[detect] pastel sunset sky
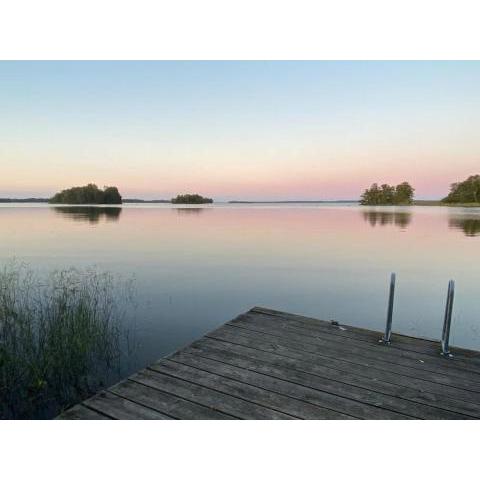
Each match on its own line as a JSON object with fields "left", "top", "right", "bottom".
{"left": 1, "top": 61, "right": 479, "bottom": 200}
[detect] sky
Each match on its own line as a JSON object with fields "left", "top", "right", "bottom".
{"left": 1, "top": 61, "right": 479, "bottom": 200}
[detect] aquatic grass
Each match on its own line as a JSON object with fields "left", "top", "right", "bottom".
{"left": 0, "top": 262, "right": 136, "bottom": 419}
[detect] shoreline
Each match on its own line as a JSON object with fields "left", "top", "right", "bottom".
{"left": 413, "top": 200, "right": 480, "bottom": 207}
{"left": 1, "top": 199, "right": 480, "bottom": 208}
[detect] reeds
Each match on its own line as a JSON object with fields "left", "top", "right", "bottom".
{"left": 0, "top": 262, "right": 135, "bottom": 419}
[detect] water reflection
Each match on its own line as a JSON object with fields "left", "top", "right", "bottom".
{"left": 3, "top": 203, "right": 479, "bottom": 360}
{"left": 52, "top": 206, "right": 122, "bottom": 223}
{"left": 449, "top": 216, "right": 480, "bottom": 237}
{"left": 362, "top": 210, "right": 412, "bottom": 229}
{"left": 175, "top": 208, "right": 205, "bottom": 215}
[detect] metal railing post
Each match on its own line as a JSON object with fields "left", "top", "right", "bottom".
{"left": 441, "top": 280, "right": 455, "bottom": 357}
{"left": 380, "top": 273, "right": 396, "bottom": 345}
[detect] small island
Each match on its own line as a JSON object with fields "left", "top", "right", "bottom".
{"left": 49, "top": 184, "right": 122, "bottom": 204}
{"left": 360, "top": 182, "right": 414, "bottom": 205}
{"left": 171, "top": 193, "right": 213, "bottom": 204}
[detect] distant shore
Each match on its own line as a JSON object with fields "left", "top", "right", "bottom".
{"left": 228, "top": 200, "right": 357, "bottom": 204}
{"left": 413, "top": 200, "right": 480, "bottom": 207}
{"left": 0, "top": 198, "right": 50, "bottom": 203}
{"left": 1, "top": 198, "right": 480, "bottom": 207}
{"left": 0, "top": 198, "right": 169, "bottom": 204}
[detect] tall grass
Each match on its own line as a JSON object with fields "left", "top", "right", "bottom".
{"left": 0, "top": 262, "right": 135, "bottom": 419}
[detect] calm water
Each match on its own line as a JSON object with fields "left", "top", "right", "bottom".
{"left": 1, "top": 203, "right": 479, "bottom": 374}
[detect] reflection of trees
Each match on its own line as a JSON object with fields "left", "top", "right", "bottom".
{"left": 362, "top": 210, "right": 412, "bottom": 229}
{"left": 449, "top": 216, "right": 480, "bottom": 237}
{"left": 52, "top": 206, "right": 122, "bottom": 224}
{"left": 175, "top": 208, "right": 204, "bottom": 215}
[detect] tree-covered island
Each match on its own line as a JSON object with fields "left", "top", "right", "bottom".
{"left": 171, "top": 193, "right": 213, "bottom": 204}
{"left": 49, "top": 184, "right": 122, "bottom": 204}
{"left": 442, "top": 174, "right": 480, "bottom": 205}
{"left": 360, "top": 182, "right": 414, "bottom": 205}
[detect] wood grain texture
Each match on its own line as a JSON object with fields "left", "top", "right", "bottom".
{"left": 207, "top": 325, "right": 480, "bottom": 404}
{"left": 252, "top": 307, "right": 480, "bottom": 367}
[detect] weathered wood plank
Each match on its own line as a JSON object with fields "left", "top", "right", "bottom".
{"left": 206, "top": 326, "right": 480, "bottom": 405}
{"left": 231, "top": 312, "right": 480, "bottom": 382}
{"left": 179, "top": 341, "right": 474, "bottom": 419}
{"left": 109, "top": 379, "right": 233, "bottom": 419}
{"left": 56, "top": 404, "right": 111, "bottom": 420}
{"left": 131, "top": 369, "right": 295, "bottom": 419}
{"left": 217, "top": 323, "right": 480, "bottom": 395}
{"left": 247, "top": 310, "right": 480, "bottom": 374}
{"left": 252, "top": 307, "right": 480, "bottom": 365}
{"left": 83, "top": 391, "right": 172, "bottom": 420}
{"left": 165, "top": 352, "right": 412, "bottom": 419}
{"left": 150, "top": 358, "right": 358, "bottom": 419}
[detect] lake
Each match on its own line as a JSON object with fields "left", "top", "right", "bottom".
{"left": 1, "top": 203, "right": 479, "bottom": 377}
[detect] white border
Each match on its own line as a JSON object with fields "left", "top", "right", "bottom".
{"left": 1, "top": 0, "right": 480, "bottom": 59}
{"left": 1, "top": 421, "right": 478, "bottom": 479}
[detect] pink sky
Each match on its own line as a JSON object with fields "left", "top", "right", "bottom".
{"left": 1, "top": 61, "right": 479, "bottom": 200}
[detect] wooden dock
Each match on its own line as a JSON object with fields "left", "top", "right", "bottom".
{"left": 58, "top": 306, "right": 480, "bottom": 420}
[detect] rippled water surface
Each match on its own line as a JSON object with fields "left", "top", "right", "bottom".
{"left": 1, "top": 203, "right": 479, "bottom": 373}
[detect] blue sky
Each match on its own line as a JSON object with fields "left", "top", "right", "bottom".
{"left": 1, "top": 61, "right": 479, "bottom": 199}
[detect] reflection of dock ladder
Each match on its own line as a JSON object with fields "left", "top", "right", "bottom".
{"left": 379, "top": 273, "right": 455, "bottom": 357}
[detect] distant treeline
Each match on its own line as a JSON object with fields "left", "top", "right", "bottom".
{"left": 0, "top": 191, "right": 213, "bottom": 205}
{"left": 443, "top": 175, "right": 480, "bottom": 204}
{"left": 229, "top": 200, "right": 356, "bottom": 204}
{"left": 49, "top": 184, "right": 122, "bottom": 204}
{"left": 360, "top": 182, "right": 414, "bottom": 205}
{"left": 48, "top": 186, "right": 214, "bottom": 204}
{"left": 3, "top": 175, "right": 479, "bottom": 206}
{"left": 360, "top": 174, "right": 480, "bottom": 206}
{"left": 123, "top": 199, "right": 169, "bottom": 203}
{"left": 171, "top": 194, "right": 213, "bottom": 204}
{"left": 0, "top": 198, "right": 49, "bottom": 203}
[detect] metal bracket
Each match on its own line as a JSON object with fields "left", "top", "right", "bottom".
{"left": 441, "top": 280, "right": 455, "bottom": 358}
{"left": 380, "top": 273, "right": 396, "bottom": 345}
